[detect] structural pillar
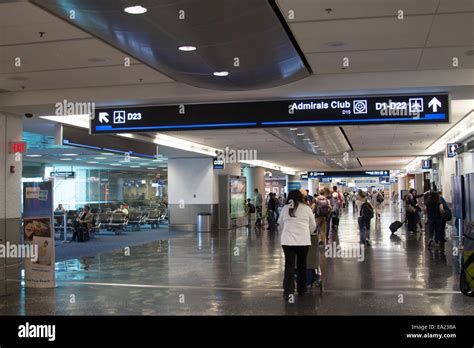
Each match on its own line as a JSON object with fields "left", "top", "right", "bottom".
{"left": 0, "top": 113, "right": 23, "bottom": 296}
{"left": 244, "top": 166, "right": 265, "bottom": 203}
{"left": 308, "top": 178, "right": 320, "bottom": 196}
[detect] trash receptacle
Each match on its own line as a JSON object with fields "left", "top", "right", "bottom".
{"left": 197, "top": 213, "right": 212, "bottom": 232}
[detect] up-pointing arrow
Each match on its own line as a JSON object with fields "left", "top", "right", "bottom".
{"left": 428, "top": 97, "right": 442, "bottom": 112}
{"left": 99, "top": 112, "right": 109, "bottom": 123}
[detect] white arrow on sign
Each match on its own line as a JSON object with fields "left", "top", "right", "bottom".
{"left": 99, "top": 112, "right": 110, "bottom": 124}
{"left": 428, "top": 97, "right": 442, "bottom": 112}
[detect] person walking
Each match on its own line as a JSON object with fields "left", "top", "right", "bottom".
{"left": 404, "top": 192, "right": 418, "bottom": 233}
{"left": 254, "top": 188, "right": 263, "bottom": 228}
{"left": 425, "top": 191, "right": 445, "bottom": 249}
{"left": 278, "top": 190, "right": 316, "bottom": 300}
{"left": 314, "top": 188, "right": 332, "bottom": 245}
{"left": 356, "top": 190, "right": 373, "bottom": 246}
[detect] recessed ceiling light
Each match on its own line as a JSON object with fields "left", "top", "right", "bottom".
{"left": 26, "top": 154, "right": 42, "bottom": 157}
{"left": 147, "top": 168, "right": 157, "bottom": 170}
{"left": 290, "top": 128, "right": 298, "bottom": 131}
{"left": 325, "top": 41, "right": 345, "bottom": 48}
{"left": 130, "top": 166, "right": 140, "bottom": 168}
{"left": 139, "top": 163, "right": 148, "bottom": 165}
{"left": 152, "top": 159, "right": 164, "bottom": 162}
{"left": 110, "top": 164, "right": 121, "bottom": 166}
{"left": 465, "top": 49, "right": 474, "bottom": 56}
{"left": 62, "top": 154, "right": 78, "bottom": 156}
{"left": 296, "top": 133, "right": 305, "bottom": 136}
{"left": 124, "top": 5, "right": 147, "bottom": 14}
{"left": 303, "top": 138, "right": 311, "bottom": 141}
{"left": 6, "top": 76, "right": 29, "bottom": 81}
{"left": 60, "top": 158, "right": 72, "bottom": 161}
{"left": 179, "top": 46, "right": 197, "bottom": 52}
{"left": 101, "top": 153, "right": 114, "bottom": 156}
{"left": 94, "top": 157, "right": 107, "bottom": 160}
{"left": 88, "top": 57, "right": 110, "bottom": 63}
{"left": 87, "top": 162, "right": 99, "bottom": 164}
{"left": 119, "top": 161, "right": 129, "bottom": 163}
{"left": 213, "top": 71, "right": 229, "bottom": 77}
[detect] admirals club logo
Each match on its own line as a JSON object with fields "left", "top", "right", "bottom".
{"left": 18, "top": 322, "right": 56, "bottom": 341}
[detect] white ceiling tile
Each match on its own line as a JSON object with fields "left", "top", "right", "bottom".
{"left": 290, "top": 16, "right": 433, "bottom": 53}
{"left": 307, "top": 48, "right": 422, "bottom": 74}
{"left": 419, "top": 46, "right": 474, "bottom": 70}
{"left": 426, "top": 13, "right": 474, "bottom": 47}
{"left": 438, "top": 0, "right": 474, "bottom": 13}
{"left": 277, "top": 0, "right": 439, "bottom": 22}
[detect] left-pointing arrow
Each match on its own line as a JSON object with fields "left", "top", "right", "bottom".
{"left": 99, "top": 112, "right": 109, "bottom": 123}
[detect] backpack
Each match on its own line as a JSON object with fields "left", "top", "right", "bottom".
{"left": 316, "top": 198, "right": 330, "bottom": 217}
{"left": 331, "top": 197, "right": 340, "bottom": 217}
{"left": 442, "top": 203, "right": 452, "bottom": 222}
{"left": 376, "top": 194, "right": 384, "bottom": 204}
{"left": 361, "top": 202, "right": 374, "bottom": 219}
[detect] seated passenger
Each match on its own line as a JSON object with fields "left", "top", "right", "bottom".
{"left": 114, "top": 204, "right": 129, "bottom": 217}
{"left": 71, "top": 205, "right": 93, "bottom": 242}
{"left": 55, "top": 204, "right": 66, "bottom": 213}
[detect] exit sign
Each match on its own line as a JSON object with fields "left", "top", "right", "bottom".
{"left": 10, "top": 142, "right": 26, "bottom": 153}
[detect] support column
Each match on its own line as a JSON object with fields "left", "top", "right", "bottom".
{"left": 168, "top": 157, "right": 240, "bottom": 231}
{"left": 0, "top": 113, "right": 23, "bottom": 296}
{"left": 308, "top": 178, "right": 320, "bottom": 196}
{"left": 286, "top": 175, "right": 301, "bottom": 194}
{"left": 415, "top": 173, "right": 424, "bottom": 194}
{"left": 243, "top": 166, "right": 265, "bottom": 203}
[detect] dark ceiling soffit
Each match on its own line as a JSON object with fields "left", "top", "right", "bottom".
{"left": 31, "top": 0, "right": 310, "bottom": 91}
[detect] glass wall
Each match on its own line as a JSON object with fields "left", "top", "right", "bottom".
{"left": 23, "top": 163, "right": 167, "bottom": 211}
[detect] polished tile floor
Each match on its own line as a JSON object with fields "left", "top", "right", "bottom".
{"left": 1, "top": 204, "right": 473, "bottom": 315}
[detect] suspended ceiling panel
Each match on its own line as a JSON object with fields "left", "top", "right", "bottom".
{"left": 32, "top": 0, "right": 311, "bottom": 90}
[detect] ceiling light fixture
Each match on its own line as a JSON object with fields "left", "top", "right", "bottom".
{"left": 296, "top": 133, "right": 305, "bottom": 136}
{"left": 62, "top": 154, "right": 78, "bottom": 156}
{"left": 94, "top": 157, "right": 107, "bottom": 160}
{"left": 26, "top": 155, "right": 42, "bottom": 158}
{"left": 87, "top": 162, "right": 99, "bottom": 164}
{"left": 124, "top": 5, "right": 147, "bottom": 14}
{"left": 179, "top": 46, "right": 197, "bottom": 52}
{"left": 60, "top": 158, "right": 72, "bottom": 161}
{"left": 290, "top": 128, "right": 298, "bottom": 131}
{"left": 213, "top": 71, "right": 229, "bottom": 77}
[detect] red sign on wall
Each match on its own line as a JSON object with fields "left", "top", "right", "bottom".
{"left": 10, "top": 142, "right": 27, "bottom": 154}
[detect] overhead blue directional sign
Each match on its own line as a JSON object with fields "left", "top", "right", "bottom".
{"left": 90, "top": 94, "right": 449, "bottom": 133}
{"left": 308, "top": 171, "right": 390, "bottom": 178}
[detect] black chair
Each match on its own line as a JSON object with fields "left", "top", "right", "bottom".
{"left": 108, "top": 212, "right": 127, "bottom": 235}
{"left": 97, "top": 213, "right": 111, "bottom": 231}
{"left": 127, "top": 211, "right": 141, "bottom": 231}
{"left": 146, "top": 209, "right": 160, "bottom": 228}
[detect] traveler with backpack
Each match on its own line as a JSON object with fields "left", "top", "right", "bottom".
{"left": 372, "top": 190, "right": 384, "bottom": 219}
{"left": 425, "top": 191, "right": 445, "bottom": 248}
{"left": 267, "top": 193, "right": 278, "bottom": 230}
{"left": 439, "top": 192, "right": 451, "bottom": 242}
{"left": 246, "top": 198, "right": 256, "bottom": 227}
{"left": 315, "top": 189, "right": 332, "bottom": 245}
{"left": 329, "top": 192, "right": 341, "bottom": 241}
{"left": 356, "top": 191, "right": 373, "bottom": 246}
{"left": 254, "top": 188, "right": 263, "bottom": 228}
{"left": 404, "top": 192, "right": 418, "bottom": 233}
{"left": 278, "top": 190, "right": 316, "bottom": 300}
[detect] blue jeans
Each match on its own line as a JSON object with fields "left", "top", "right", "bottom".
{"left": 358, "top": 217, "right": 369, "bottom": 242}
{"left": 428, "top": 218, "right": 443, "bottom": 243}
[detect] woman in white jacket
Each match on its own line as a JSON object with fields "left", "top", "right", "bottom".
{"left": 278, "top": 189, "right": 317, "bottom": 300}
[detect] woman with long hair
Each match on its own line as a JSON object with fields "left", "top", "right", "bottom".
{"left": 278, "top": 189, "right": 316, "bottom": 300}
{"left": 425, "top": 191, "right": 445, "bottom": 248}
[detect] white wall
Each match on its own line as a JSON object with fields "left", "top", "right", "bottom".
{"left": 168, "top": 157, "right": 215, "bottom": 205}
{"left": 461, "top": 152, "right": 474, "bottom": 175}
{"left": 440, "top": 155, "right": 457, "bottom": 203}
{"left": 168, "top": 158, "right": 241, "bottom": 205}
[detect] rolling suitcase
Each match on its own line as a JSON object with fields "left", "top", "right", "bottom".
{"left": 77, "top": 226, "right": 90, "bottom": 242}
{"left": 389, "top": 220, "right": 404, "bottom": 234}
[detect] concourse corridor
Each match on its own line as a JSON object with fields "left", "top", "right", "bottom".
{"left": 1, "top": 204, "right": 470, "bottom": 316}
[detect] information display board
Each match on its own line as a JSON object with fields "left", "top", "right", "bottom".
{"left": 91, "top": 94, "right": 449, "bottom": 133}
